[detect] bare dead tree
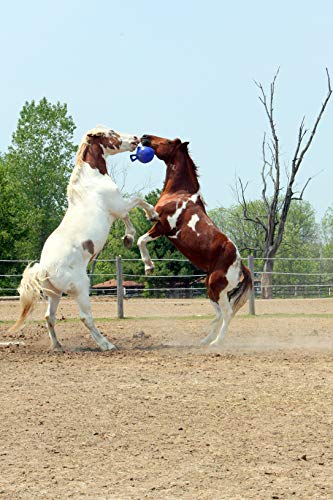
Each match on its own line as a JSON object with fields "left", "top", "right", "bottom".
{"left": 237, "top": 68, "right": 332, "bottom": 298}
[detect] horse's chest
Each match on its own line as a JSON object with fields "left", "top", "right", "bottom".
{"left": 157, "top": 197, "right": 191, "bottom": 230}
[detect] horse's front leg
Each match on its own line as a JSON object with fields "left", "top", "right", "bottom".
{"left": 121, "top": 214, "right": 136, "bottom": 249}
{"left": 124, "top": 197, "right": 159, "bottom": 221}
{"left": 137, "top": 223, "right": 163, "bottom": 275}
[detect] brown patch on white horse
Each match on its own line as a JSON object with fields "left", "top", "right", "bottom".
{"left": 138, "top": 134, "right": 252, "bottom": 346}
{"left": 82, "top": 239, "right": 95, "bottom": 255}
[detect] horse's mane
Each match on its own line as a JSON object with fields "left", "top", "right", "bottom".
{"left": 181, "top": 143, "right": 200, "bottom": 178}
{"left": 163, "top": 142, "right": 206, "bottom": 211}
{"left": 75, "top": 143, "right": 88, "bottom": 166}
{"left": 68, "top": 125, "right": 114, "bottom": 203}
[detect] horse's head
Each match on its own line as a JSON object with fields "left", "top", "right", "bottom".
{"left": 85, "top": 126, "right": 139, "bottom": 154}
{"left": 75, "top": 126, "right": 140, "bottom": 175}
{"left": 141, "top": 134, "right": 188, "bottom": 161}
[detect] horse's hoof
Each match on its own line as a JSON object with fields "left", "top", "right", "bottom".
{"left": 123, "top": 235, "right": 134, "bottom": 249}
{"left": 100, "top": 342, "right": 118, "bottom": 351}
{"left": 53, "top": 343, "right": 64, "bottom": 352}
{"left": 200, "top": 338, "right": 210, "bottom": 346}
{"left": 208, "top": 340, "right": 222, "bottom": 348}
{"left": 145, "top": 266, "right": 155, "bottom": 276}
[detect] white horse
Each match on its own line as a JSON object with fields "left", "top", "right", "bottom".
{"left": 10, "top": 126, "right": 158, "bottom": 351}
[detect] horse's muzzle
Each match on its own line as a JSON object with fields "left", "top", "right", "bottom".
{"left": 141, "top": 135, "right": 151, "bottom": 146}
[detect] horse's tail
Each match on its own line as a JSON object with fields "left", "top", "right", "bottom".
{"left": 228, "top": 262, "right": 252, "bottom": 315}
{"left": 8, "top": 263, "right": 45, "bottom": 333}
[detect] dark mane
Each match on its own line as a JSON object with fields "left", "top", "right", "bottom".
{"left": 183, "top": 145, "right": 200, "bottom": 178}
{"left": 162, "top": 144, "right": 201, "bottom": 195}
{"left": 162, "top": 143, "right": 206, "bottom": 212}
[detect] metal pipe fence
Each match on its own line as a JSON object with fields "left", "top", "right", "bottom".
{"left": 1, "top": 257, "right": 333, "bottom": 317}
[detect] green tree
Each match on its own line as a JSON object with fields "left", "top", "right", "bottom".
{"left": 210, "top": 200, "right": 321, "bottom": 296}
{"left": 321, "top": 205, "right": 333, "bottom": 252}
{"left": 320, "top": 206, "right": 333, "bottom": 290}
{"left": 6, "top": 98, "right": 76, "bottom": 258}
{"left": 0, "top": 154, "right": 30, "bottom": 294}
{"left": 209, "top": 200, "right": 266, "bottom": 258}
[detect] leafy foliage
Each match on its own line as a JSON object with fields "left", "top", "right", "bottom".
{"left": 209, "top": 200, "right": 325, "bottom": 295}
{"left": 5, "top": 98, "right": 76, "bottom": 258}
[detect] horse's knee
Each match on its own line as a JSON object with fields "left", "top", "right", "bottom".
{"left": 123, "top": 234, "right": 134, "bottom": 248}
{"left": 45, "top": 313, "right": 55, "bottom": 325}
{"left": 137, "top": 234, "right": 145, "bottom": 248}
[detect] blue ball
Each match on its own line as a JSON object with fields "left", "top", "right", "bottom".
{"left": 130, "top": 146, "right": 155, "bottom": 164}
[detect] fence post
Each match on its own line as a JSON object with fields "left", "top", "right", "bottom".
{"left": 116, "top": 256, "right": 124, "bottom": 319}
{"left": 248, "top": 255, "right": 255, "bottom": 315}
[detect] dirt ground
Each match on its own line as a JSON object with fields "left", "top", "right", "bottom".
{"left": 0, "top": 297, "right": 332, "bottom": 499}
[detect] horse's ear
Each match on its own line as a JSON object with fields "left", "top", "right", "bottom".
{"left": 180, "top": 141, "right": 190, "bottom": 150}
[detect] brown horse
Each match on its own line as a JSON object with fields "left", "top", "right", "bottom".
{"left": 138, "top": 135, "right": 252, "bottom": 346}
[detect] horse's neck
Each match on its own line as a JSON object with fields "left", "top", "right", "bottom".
{"left": 67, "top": 162, "right": 115, "bottom": 208}
{"left": 164, "top": 151, "right": 200, "bottom": 194}
{"left": 77, "top": 142, "right": 108, "bottom": 175}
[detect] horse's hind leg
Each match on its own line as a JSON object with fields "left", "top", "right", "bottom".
{"left": 45, "top": 294, "right": 62, "bottom": 351}
{"left": 75, "top": 285, "right": 116, "bottom": 351}
{"left": 209, "top": 291, "right": 233, "bottom": 347}
{"left": 200, "top": 300, "right": 222, "bottom": 345}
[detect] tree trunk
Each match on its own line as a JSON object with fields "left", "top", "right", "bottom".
{"left": 261, "top": 258, "right": 274, "bottom": 299}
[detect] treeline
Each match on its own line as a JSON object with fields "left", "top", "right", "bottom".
{"left": 1, "top": 98, "right": 333, "bottom": 295}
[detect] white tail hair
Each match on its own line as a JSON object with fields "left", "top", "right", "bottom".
{"left": 8, "top": 263, "right": 47, "bottom": 332}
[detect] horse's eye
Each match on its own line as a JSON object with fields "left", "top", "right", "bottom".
{"left": 167, "top": 140, "right": 172, "bottom": 144}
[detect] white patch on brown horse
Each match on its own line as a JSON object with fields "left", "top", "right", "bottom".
{"left": 169, "top": 230, "right": 181, "bottom": 240}
{"left": 187, "top": 214, "right": 200, "bottom": 235}
{"left": 167, "top": 200, "right": 188, "bottom": 230}
{"left": 189, "top": 192, "right": 200, "bottom": 203}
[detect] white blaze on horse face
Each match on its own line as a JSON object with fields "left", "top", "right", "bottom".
{"left": 188, "top": 214, "right": 200, "bottom": 236}
{"left": 117, "top": 132, "right": 138, "bottom": 152}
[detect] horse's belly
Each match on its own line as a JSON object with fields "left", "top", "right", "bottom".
{"left": 167, "top": 235, "right": 210, "bottom": 272}
{"left": 39, "top": 216, "right": 112, "bottom": 288}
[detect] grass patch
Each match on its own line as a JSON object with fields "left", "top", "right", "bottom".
{"left": 2, "top": 312, "right": 333, "bottom": 326}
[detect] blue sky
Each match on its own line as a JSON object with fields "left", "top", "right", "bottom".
{"left": 1, "top": 0, "right": 333, "bottom": 218}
